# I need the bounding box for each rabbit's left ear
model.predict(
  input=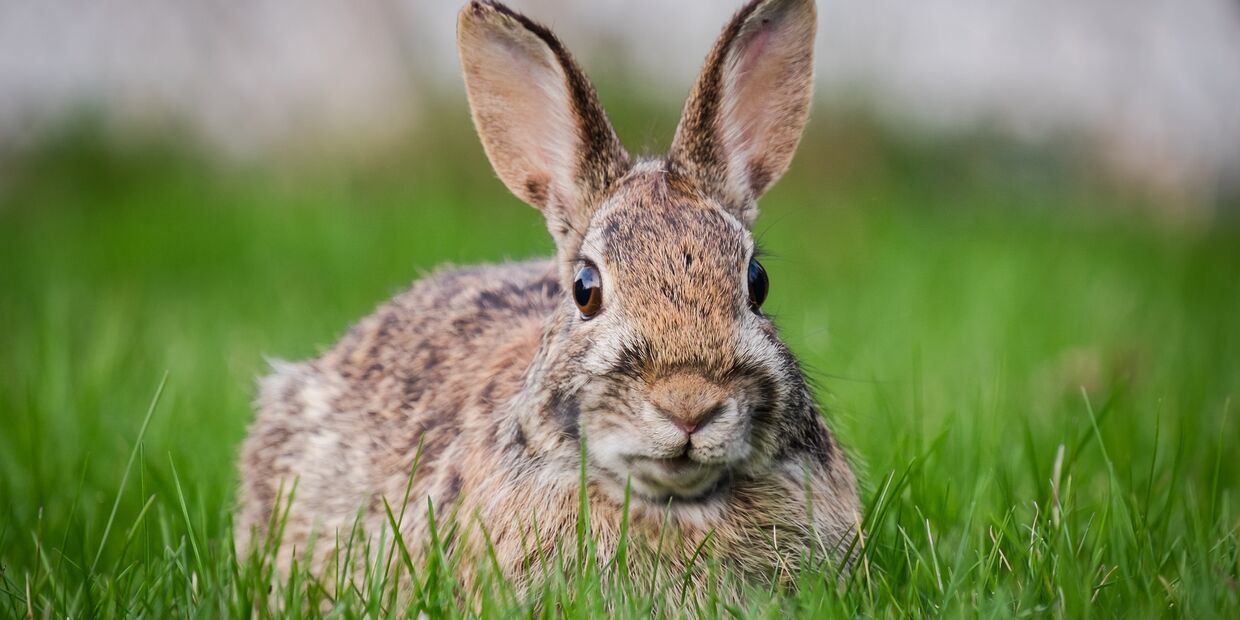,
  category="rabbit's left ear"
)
[670,0,817,227]
[458,1,630,254]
